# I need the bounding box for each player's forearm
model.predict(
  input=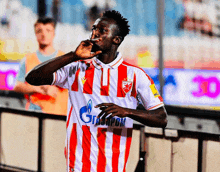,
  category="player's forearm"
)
[25,51,77,86]
[128,107,168,128]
